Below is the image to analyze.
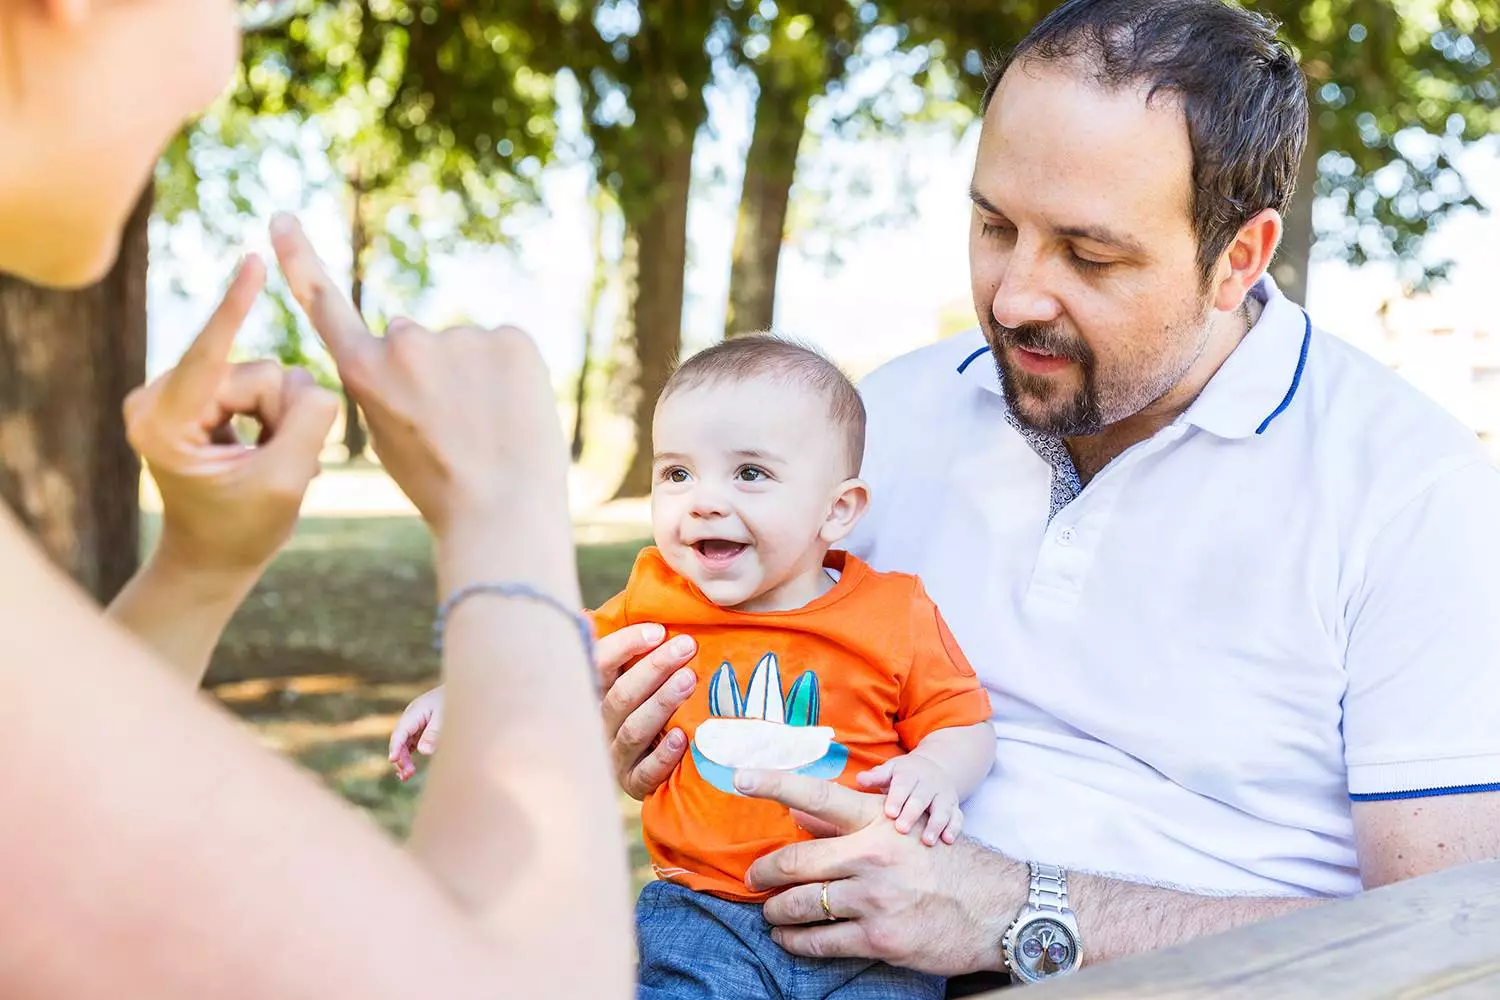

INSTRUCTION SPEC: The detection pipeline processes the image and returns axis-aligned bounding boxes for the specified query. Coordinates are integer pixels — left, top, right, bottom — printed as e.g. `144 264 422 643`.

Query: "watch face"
1010 917 1079 982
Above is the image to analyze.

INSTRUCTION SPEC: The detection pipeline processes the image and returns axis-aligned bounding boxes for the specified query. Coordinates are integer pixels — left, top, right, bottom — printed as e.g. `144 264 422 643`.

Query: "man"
599 0 1500 991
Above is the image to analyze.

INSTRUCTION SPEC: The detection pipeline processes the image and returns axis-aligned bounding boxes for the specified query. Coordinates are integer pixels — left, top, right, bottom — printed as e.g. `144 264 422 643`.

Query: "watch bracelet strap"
1028 862 1070 914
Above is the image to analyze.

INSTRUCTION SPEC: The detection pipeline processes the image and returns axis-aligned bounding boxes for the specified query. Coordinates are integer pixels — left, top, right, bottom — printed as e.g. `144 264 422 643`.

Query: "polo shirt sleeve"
1344 459 1500 800
895 581 994 749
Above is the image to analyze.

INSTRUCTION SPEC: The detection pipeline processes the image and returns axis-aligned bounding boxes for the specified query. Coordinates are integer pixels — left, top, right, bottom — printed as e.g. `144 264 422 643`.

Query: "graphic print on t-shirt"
689 651 850 795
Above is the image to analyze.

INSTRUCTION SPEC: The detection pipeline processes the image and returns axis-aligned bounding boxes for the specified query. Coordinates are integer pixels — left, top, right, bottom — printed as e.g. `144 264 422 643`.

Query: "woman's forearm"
0 513 524 999
406 506 634 998
105 540 261 686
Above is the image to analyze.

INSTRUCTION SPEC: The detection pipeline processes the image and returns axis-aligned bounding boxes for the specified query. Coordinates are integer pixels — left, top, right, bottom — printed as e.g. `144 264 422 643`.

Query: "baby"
390 336 995 1000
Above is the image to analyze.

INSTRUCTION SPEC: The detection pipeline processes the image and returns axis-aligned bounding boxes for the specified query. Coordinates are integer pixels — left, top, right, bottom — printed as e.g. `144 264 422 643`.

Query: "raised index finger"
159 255 266 414
269 213 379 372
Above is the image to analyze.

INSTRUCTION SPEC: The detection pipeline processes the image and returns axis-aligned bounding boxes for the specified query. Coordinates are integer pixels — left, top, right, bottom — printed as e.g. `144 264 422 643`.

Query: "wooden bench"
995 860 1500 998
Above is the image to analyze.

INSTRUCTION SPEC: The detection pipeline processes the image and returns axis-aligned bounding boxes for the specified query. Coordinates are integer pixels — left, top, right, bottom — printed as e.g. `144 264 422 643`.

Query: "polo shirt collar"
956 274 1312 441
1181 275 1312 440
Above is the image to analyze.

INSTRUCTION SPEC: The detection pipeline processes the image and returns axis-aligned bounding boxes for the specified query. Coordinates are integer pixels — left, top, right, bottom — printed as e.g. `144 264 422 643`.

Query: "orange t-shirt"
592 546 993 901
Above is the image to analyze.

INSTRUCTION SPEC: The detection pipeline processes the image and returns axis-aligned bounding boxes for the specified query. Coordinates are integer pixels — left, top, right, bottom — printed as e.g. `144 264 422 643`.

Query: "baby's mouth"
694 539 750 566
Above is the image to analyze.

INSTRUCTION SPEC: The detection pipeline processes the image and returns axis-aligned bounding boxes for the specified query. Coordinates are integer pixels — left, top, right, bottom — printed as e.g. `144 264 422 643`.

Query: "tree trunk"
572 186 611 463
611 136 699 500
0 187 150 603
343 180 370 461
725 71 813 339
1271 119 1320 307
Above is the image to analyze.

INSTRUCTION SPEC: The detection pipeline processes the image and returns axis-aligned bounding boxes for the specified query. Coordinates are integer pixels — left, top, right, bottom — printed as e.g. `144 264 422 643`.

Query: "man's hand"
857 754 965 846
736 770 1020 977
597 624 698 800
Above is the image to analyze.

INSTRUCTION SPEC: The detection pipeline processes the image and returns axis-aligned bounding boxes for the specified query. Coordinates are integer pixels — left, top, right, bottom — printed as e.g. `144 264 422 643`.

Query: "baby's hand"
856 754 963 846
388 685 445 781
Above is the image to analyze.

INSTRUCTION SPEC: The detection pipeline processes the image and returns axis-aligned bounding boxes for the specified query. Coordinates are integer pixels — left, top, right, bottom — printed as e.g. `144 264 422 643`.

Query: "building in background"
1373 293 1500 461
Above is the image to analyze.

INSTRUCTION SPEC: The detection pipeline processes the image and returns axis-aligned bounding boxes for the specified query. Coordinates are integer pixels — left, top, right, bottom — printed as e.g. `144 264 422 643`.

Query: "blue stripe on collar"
1255 310 1312 435
957 346 990 374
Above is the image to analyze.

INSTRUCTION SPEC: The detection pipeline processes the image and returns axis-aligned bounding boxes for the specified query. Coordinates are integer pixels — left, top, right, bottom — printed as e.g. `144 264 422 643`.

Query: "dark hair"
661 334 866 477
982 0 1308 278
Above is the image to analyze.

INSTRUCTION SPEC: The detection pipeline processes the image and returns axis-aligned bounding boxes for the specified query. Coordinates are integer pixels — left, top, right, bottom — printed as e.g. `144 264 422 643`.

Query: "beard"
986 317 1104 436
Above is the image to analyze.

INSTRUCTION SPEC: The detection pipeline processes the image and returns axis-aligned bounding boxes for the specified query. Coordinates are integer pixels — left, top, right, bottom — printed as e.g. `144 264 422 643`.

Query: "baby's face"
651 378 853 611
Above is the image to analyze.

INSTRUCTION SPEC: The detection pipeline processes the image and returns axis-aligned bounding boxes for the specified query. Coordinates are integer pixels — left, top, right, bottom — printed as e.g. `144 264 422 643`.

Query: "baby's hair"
661 334 866 477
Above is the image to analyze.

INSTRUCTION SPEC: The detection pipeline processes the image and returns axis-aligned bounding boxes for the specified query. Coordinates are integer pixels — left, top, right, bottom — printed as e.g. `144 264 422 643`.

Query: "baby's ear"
820 478 871 545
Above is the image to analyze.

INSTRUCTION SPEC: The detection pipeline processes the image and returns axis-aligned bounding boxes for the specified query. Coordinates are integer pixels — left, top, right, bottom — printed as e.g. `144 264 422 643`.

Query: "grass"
183 511 656 889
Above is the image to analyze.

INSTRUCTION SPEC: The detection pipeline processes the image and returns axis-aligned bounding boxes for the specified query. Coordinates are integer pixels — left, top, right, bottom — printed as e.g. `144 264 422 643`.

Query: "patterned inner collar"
999 390 1083 522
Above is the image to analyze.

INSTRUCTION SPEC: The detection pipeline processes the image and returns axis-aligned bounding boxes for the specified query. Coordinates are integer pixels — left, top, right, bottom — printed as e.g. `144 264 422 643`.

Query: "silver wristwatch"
1001 862 1083 983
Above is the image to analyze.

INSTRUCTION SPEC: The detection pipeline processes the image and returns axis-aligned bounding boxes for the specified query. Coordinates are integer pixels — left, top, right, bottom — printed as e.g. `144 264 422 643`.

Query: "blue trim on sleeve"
1255 310 1312 435
957 346 990 374
1351 782 1500 802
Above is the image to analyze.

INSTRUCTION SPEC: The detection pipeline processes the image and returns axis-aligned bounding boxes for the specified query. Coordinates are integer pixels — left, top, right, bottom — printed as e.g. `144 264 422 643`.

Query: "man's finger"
770 921 874 961
745 832 869 894
161 255 266 414
624 727 688 800
734 771 885 837
269 214 379 373
761 878 868 928
596 622 673 694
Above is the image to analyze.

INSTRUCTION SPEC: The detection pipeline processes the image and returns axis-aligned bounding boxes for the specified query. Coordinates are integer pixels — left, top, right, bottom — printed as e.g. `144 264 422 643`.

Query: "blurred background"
0 0 1495 890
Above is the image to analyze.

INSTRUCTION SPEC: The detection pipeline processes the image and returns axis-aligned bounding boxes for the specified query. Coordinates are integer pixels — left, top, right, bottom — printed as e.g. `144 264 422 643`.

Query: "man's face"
969 59 1217 436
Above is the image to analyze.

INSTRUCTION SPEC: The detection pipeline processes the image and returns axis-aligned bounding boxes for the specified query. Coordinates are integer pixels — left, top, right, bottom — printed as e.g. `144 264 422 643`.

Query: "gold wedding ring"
819 881 837 922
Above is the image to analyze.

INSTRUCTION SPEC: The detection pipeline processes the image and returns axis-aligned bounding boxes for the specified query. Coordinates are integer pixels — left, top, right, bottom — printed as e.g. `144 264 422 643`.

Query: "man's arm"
737 771 1321 976
1354 793 1500 889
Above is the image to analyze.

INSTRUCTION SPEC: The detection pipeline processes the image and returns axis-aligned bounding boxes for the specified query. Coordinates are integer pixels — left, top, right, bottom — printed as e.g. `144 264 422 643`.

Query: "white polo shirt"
849 276 1500 898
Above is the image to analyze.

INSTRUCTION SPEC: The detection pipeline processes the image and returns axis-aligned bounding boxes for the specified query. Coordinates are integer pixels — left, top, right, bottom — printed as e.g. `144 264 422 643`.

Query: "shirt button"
1057 527 1076 546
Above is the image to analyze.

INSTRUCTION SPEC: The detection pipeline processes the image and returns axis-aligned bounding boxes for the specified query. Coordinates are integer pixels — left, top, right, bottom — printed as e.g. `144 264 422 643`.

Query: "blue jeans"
636 880 946 1000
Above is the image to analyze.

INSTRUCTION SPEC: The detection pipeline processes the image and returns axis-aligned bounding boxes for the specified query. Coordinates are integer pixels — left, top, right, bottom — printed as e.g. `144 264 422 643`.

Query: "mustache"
988 319 1090 364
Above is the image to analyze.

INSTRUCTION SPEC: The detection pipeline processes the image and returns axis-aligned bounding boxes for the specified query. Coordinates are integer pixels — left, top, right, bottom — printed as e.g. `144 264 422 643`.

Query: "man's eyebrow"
971 186 1144 256
969 186 1005 217
1053 223 1147 258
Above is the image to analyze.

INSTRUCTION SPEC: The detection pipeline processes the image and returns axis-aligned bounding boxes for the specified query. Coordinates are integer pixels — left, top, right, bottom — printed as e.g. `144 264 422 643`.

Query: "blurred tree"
0 191 150 602
161 1 557 457
890 0 1498 305
513 0 724 498
722 0 862 338
1256 0 1499 303
720 0 1039 340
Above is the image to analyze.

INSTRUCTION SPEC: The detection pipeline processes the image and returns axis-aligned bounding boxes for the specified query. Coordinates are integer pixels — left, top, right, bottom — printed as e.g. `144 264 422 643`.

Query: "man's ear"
1210 207 1282 313
820 478 871 546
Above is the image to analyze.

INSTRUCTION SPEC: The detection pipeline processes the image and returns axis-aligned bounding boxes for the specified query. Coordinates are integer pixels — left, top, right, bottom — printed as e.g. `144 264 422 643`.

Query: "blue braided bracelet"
432 582 597 693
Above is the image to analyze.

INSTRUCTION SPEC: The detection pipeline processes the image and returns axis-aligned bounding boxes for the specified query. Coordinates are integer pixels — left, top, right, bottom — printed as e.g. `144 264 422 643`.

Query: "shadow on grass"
178 512 654 887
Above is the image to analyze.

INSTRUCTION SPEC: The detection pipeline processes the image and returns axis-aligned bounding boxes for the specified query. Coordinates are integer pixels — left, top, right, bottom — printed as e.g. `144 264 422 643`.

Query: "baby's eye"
661 467 691 484
737 466 768 483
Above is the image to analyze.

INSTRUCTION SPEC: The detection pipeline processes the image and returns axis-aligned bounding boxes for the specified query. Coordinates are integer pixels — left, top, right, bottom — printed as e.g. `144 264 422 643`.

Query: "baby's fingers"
884 767 920 821
894 782 934 834
922 792 960 846
857 761 895 790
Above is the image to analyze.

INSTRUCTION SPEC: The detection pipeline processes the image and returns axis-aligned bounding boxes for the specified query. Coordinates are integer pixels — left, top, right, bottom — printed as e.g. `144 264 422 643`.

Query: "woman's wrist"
434 500 580 608
147 528 266 607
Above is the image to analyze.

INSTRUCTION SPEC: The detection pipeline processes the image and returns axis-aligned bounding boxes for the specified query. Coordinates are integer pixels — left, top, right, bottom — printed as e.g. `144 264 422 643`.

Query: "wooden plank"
1006 861 1500 999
